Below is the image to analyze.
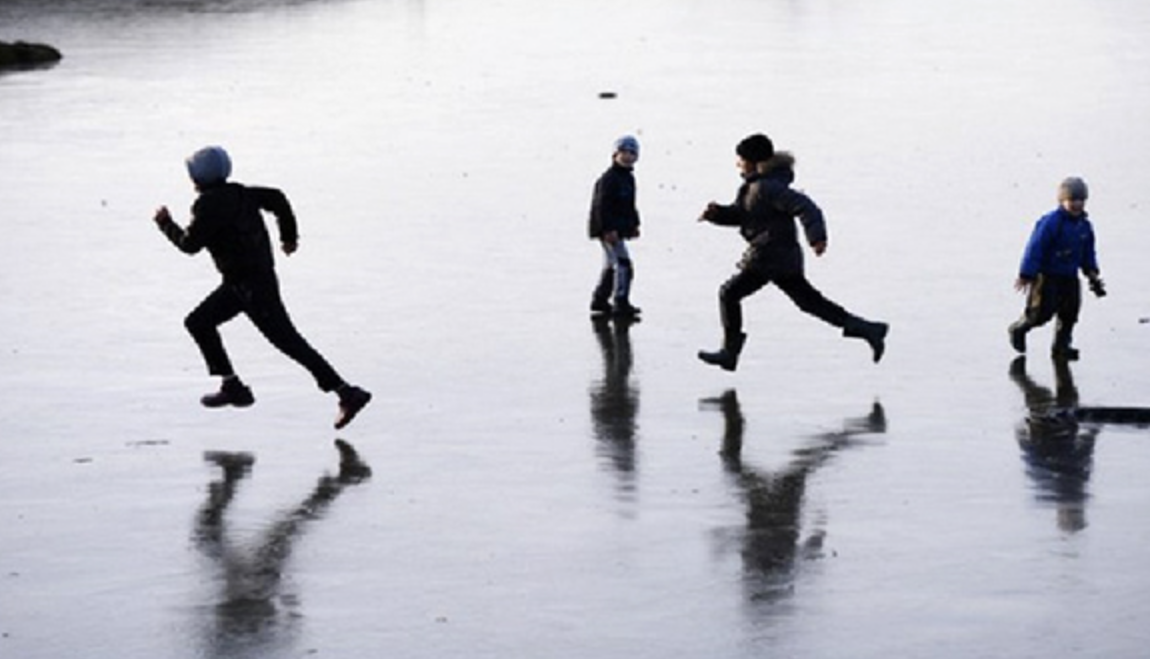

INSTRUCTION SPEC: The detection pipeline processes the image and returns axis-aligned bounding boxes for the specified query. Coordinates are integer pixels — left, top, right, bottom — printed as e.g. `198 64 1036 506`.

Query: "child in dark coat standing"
588 135 642 318
697 133 888 371
1009 177 1105 361
153 146 371 429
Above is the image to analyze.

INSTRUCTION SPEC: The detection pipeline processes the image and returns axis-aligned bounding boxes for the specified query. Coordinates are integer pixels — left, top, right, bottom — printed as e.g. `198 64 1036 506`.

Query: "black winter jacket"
705 153 826 275
158 182 298 282
588 162 640 240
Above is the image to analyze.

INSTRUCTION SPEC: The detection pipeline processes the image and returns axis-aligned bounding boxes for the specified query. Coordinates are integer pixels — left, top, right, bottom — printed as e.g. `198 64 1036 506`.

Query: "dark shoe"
1008 322 1028 354
590 298 613 316
1052 346 1080 362
200 378 255 408
335 385 372 430
698 333 747 372
612 299 641 318
844 317 889 363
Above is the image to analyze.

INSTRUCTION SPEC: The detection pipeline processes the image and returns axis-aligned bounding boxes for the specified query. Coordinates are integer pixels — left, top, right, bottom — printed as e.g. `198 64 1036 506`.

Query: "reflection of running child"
697 133 888 371
153 146 371 429
1009 177 1106 361
194 440 371 648
588 136 642 318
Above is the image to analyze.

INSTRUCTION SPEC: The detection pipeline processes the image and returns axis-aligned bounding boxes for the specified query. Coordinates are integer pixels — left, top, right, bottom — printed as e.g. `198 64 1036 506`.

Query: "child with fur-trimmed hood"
696 133 889 371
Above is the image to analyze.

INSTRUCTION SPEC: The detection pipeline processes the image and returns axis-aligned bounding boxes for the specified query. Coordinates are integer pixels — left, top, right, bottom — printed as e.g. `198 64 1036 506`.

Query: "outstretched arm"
699 201 742 226
153 205 205 255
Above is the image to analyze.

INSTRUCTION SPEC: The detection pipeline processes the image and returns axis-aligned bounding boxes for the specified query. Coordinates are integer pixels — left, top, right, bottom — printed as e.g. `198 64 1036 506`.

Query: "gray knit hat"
614 135 640 158
186 146 232 185
1058 176 1088 201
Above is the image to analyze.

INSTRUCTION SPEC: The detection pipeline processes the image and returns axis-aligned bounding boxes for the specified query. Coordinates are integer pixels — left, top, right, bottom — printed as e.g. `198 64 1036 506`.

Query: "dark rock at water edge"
0 41 63 69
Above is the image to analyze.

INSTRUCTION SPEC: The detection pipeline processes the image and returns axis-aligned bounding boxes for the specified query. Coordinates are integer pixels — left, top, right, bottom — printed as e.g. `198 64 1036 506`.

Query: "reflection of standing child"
1009 177 1105 361
696 133 888 371
588 136 642 318
153 146 371 429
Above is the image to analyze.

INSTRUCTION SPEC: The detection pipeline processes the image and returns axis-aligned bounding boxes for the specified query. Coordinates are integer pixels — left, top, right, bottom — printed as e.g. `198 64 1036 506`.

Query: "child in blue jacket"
1009 177 1106 361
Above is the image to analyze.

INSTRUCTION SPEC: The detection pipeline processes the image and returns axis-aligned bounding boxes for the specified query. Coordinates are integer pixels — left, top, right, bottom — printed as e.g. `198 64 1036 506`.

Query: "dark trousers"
185 275 343 392
718 268 849 336
1014 274 1081 348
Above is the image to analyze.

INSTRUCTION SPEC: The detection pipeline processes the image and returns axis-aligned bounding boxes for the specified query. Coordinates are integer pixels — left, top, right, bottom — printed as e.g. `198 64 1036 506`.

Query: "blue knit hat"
613 135 640 158
1058 177 1088 201
186 146 232 185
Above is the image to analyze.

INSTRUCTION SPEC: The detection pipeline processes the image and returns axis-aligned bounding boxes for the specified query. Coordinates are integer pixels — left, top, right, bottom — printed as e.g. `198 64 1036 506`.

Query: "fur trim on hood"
760 151 795 175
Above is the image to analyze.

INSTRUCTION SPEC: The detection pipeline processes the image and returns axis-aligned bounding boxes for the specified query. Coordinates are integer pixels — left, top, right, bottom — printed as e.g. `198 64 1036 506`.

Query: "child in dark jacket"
588 135 642 318
697 133 888 371
153 146 371 429
1009 177 1105 361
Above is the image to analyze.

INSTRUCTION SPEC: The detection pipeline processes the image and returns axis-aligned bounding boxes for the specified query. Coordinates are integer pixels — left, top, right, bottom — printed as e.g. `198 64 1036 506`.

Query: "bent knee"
184 310 210 335
719 281 747 303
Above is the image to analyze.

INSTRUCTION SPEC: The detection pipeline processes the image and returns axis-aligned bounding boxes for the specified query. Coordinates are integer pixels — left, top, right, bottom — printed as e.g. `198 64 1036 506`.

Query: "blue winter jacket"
1018 207 1099 280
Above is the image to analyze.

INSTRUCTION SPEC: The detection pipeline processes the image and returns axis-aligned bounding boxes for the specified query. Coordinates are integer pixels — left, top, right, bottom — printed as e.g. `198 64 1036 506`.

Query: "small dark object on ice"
598 91 617 99
1074 406 1150 426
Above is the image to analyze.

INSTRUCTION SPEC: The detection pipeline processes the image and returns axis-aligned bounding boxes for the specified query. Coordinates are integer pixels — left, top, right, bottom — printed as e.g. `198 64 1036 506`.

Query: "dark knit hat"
736 133 774 163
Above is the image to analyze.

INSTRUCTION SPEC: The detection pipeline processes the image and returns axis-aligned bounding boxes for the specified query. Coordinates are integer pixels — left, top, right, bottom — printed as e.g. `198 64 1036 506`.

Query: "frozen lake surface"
4 0 1150 657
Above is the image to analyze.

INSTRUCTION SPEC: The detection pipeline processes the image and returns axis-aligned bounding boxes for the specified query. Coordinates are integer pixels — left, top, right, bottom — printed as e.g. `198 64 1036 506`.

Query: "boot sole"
698 352 737 372
200 396 255 409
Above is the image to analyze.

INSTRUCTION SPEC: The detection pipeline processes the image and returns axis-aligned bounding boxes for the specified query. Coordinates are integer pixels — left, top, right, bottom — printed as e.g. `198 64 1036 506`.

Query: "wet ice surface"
4 0 1150 657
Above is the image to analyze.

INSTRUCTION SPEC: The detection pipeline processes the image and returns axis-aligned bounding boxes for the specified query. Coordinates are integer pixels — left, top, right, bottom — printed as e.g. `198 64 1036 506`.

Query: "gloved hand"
1088 276 1107 298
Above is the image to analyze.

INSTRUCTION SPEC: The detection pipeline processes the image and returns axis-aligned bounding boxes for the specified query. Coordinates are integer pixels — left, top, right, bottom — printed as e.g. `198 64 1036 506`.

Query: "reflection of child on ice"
1009 177 1105 361
588 135 642 318
153 146 371 429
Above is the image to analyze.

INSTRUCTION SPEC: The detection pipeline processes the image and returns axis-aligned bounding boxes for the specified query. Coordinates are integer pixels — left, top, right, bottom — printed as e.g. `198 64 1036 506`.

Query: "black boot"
843 316 889 363
334 384 372 430
613 298 642 318
590 267 615 316
1008 319 1030 354
200 377 255 408
698 332 747 371
1051 323 1079 361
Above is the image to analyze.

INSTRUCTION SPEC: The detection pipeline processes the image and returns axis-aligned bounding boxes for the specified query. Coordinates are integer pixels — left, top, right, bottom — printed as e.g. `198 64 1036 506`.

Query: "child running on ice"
153 145 371 429
696 133 888 371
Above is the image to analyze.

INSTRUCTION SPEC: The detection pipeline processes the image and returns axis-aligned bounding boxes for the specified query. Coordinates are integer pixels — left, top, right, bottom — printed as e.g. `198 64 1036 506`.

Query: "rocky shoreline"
0 40 63 69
